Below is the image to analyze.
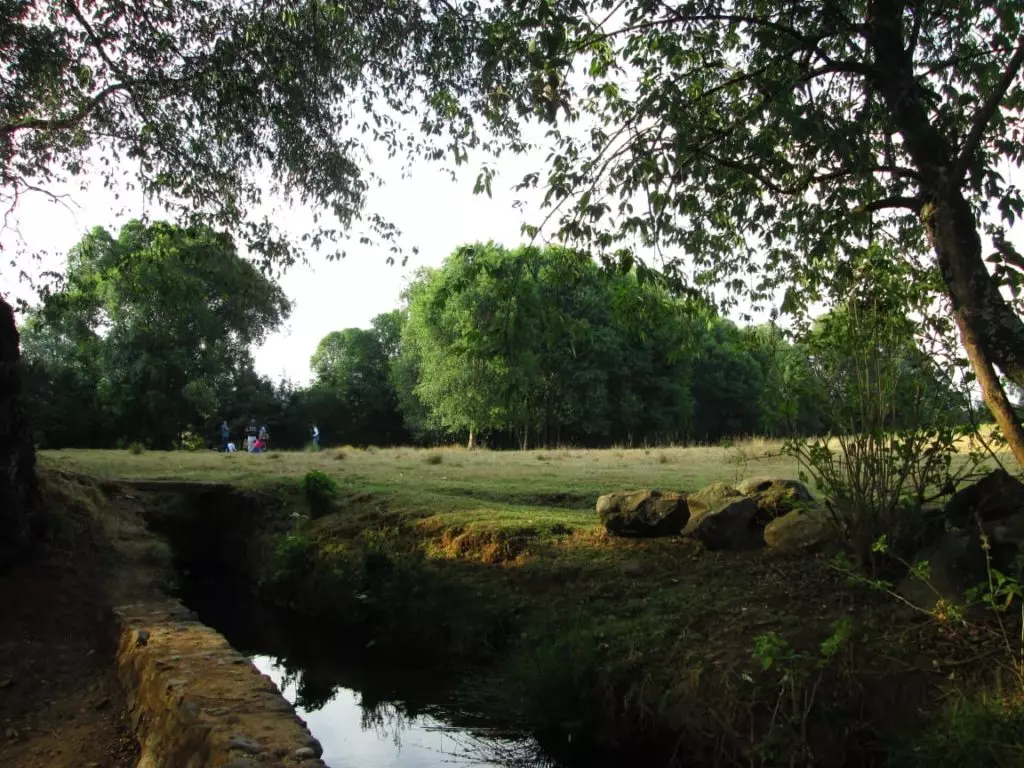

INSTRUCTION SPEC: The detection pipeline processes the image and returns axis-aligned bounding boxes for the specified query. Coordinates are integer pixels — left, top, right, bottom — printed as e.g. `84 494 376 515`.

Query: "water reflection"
178 581 556 768
254 654 553 767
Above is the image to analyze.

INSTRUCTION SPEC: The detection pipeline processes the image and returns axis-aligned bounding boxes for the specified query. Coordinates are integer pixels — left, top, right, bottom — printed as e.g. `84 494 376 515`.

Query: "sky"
4 115 1021 389
1 141 552 386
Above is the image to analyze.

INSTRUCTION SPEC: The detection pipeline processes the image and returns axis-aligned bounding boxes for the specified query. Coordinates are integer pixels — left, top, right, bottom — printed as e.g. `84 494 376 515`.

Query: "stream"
178 581 561 768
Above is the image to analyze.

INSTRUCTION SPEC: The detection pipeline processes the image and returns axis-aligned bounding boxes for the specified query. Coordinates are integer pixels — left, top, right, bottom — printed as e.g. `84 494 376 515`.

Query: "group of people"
219 419 320 452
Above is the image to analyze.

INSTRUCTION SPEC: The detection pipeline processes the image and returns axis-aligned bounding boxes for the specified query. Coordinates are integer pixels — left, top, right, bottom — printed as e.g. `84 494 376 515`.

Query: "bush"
425 453 443 465
301 470 339 519
783 263 979 574
127 441 145 455
176 430 205 451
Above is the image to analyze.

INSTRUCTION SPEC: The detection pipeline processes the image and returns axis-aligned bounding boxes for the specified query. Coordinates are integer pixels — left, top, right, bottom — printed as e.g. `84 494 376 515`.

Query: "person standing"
311 424 320 450
220 421 230 452
246 417 257 452
258 424 269 450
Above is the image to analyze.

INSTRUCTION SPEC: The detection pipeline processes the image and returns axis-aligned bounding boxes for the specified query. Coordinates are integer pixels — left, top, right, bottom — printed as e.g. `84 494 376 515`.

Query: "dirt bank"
0 489 138 767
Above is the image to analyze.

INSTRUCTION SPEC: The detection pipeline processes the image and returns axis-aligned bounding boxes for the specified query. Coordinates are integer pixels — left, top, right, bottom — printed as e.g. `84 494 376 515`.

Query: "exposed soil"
0 543 138 767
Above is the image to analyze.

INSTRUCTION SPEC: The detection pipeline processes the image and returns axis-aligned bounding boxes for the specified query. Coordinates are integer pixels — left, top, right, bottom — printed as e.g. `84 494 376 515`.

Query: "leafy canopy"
1 0 515 267
473 0 1024 308
21 220 290 446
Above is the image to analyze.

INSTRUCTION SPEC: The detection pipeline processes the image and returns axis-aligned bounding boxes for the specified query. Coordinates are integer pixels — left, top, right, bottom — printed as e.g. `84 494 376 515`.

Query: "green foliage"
784 259 978 571
891 697 1024 768
1 0 493 266
301 470 338 519
127 441 145 455
306 319 408 447
424 453 443 465
20 220 289 448
176 431 206 452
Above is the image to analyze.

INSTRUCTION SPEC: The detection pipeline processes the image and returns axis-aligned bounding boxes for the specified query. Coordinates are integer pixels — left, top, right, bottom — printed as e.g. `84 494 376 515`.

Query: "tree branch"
0 83 128 137
954 36 1024 184
853 196 919 214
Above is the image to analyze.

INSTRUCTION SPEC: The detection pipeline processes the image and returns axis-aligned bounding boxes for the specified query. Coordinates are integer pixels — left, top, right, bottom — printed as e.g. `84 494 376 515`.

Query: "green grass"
44 442 1024 764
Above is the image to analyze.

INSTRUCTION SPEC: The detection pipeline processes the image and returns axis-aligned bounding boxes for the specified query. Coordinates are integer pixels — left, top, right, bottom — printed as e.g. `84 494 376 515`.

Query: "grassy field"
44 441 1024 765
41 439 801 543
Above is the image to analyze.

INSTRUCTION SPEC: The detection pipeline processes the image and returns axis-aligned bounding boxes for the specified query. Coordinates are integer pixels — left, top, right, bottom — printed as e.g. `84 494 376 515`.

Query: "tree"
470 0 1024 462
400 242 702 447
21 220 290 447
308 320 407 445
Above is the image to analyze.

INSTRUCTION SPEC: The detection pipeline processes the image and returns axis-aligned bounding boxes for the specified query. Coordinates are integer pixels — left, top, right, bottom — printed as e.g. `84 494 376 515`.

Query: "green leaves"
21 220 289 447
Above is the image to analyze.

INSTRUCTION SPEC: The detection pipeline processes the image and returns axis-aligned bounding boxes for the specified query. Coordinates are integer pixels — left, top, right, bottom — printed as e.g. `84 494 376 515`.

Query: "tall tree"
470 0 1024 462
22 220 290 447
308 320 407 445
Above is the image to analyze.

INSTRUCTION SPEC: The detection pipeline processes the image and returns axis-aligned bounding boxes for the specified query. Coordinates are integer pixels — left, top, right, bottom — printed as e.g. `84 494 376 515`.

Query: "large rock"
688 497 761 551
735 476 812 498
897 529 988 610
764 506 831 553
945 469 1024 527
685 482 741 527
597 490 689 537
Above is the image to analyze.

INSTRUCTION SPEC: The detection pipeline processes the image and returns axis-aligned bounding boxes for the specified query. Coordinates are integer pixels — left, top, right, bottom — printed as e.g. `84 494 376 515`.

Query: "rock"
294 747 317 759
764 506 831 553
945 469 1024 527
741 478 814 523
897 529 988 609
688 497 761 550
302 736 324 757
597 490 689 537
227 735 264 755
684 482 742 530
135 629 150 647
980 514 1024 575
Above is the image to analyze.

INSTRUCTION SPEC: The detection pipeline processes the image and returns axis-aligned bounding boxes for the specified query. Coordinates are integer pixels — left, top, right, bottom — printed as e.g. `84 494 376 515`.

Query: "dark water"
179 583 559 768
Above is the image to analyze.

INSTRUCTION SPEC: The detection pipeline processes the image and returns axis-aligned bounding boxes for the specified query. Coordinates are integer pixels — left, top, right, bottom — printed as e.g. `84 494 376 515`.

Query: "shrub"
783 266 980 574
176 430 205 451
425 453 443 465
127 441 145 455
301 470 339 519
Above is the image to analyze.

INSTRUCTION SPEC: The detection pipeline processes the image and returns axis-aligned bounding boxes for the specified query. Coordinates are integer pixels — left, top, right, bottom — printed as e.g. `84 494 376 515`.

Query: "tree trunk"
867 1 1024 465
467 428 476 450
922 195 1024 461
0 295 40 571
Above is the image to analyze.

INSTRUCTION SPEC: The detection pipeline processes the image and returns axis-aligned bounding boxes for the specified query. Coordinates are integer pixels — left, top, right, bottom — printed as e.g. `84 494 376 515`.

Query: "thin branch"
1 83 127 137
853 196 919 214
954 36 1024 183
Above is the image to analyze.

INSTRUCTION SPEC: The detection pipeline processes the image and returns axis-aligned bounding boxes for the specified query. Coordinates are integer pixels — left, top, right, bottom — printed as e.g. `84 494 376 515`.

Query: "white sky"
0 144 554 386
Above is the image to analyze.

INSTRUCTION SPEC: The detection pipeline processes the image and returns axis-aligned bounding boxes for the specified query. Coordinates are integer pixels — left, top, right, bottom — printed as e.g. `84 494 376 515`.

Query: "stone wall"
115 600 327 768
0 295 39 570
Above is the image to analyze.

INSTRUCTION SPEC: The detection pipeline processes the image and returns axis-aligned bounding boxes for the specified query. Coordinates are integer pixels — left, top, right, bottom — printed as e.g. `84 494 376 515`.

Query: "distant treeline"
19 223 967 450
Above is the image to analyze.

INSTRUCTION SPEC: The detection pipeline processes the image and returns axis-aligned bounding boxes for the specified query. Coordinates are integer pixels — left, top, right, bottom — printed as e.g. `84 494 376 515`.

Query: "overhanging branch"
0 83 128 137
953 36 1024 184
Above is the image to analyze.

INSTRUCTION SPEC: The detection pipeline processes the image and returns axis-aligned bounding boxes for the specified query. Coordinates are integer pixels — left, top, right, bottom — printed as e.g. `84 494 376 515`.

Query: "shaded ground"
0 543 138 767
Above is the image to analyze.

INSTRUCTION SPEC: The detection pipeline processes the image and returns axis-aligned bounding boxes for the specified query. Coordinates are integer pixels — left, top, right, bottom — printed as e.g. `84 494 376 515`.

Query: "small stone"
294 747 316 758
5 727 18 740
302 736 323 758
227 735 264 755
135 629 150 647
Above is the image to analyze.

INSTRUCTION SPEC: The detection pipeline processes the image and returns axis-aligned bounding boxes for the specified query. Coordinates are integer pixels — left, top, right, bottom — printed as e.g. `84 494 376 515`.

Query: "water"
179 582 557 768
252 654 548 768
